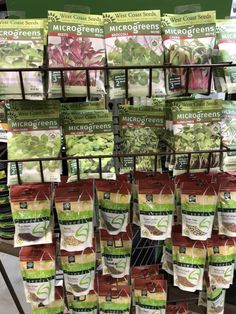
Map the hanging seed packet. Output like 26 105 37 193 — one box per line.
166 303 189 314
207 285 226 314
207 235 235 289
48 10 105 98
221 101 236 171
181 182 218 241
96 180 131 235
62 109 115 181
55 182 94 252
134 278 167 314
218 180 236 236
19 244 56 306
138 180 174 240
31 287 65 314
7 101 61 185
0 19 45 100
119 105 165 173
98 285 131 314
67 290 98 314
172 233 206 292
97 274 129 286
215 19 236 94
100 226 132 278
103 10 165 99
171 99 222 175
10 184 52 247
61 245 96 297
161 238 173 275
162 11 216 95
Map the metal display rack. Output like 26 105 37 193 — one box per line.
1 62 236 314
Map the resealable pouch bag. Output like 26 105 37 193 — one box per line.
48 10 105 98
161 238 173 275
67 290 98 314
103 10 165 99
10 184 52 247
19 244 56 306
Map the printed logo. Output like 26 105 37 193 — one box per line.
20 202 27 209
107 240 113 247
106 295 112 301
27 262 34 269
146 194 153 203
179 246 186 254
224 192 231 200
189 194 196 203
63 202 71 210
68 256 75 263
141 289 148 296
213 246 220 254
104 192 110 200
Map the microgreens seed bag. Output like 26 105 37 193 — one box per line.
19 244 56 306
207 285 226 314
172 233 206 292
0 19 45 99
67 290 98 314
100 226 132 278
103 10 165 99
134 279 167 314
161 238 173 275
62 109 115 181
10 184 52 247
215 19 236 94
162 11 216 95
48 10 105 98
138 181 174 240
61 246 96 297
7 101 61 185
96 180 131 235
31 287 65 314
221 101 236 171
55 183 94 252
207 235 235 289
98 285 131 314
181 182 218 240
119 105 165 173
218 181 236 236
171 99 222 175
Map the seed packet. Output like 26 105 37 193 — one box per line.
166 303 189 314
0 19 45 100
215 19 236 94
171 99 222 175
218 179 236 236
172 233 206 292
207 235 235 289
181 181 218 240
100 226 132 278
19 244 56 306
67 290 98 314
61 245 96 297
162 11 216 95
96 180 131 235
161 238 173 275
119 105 165 173
7 101 61 185
98 285 131 314
138 180 174 240
103 10 165 99
221 101 236 171
134 278 167 313
207 286 226 314
31 287 65 314
48 10 105 98
62 109 115 181
55 182 94 252
97 274 129 286
10 184 52 247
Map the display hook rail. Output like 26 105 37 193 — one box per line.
0 62 234 100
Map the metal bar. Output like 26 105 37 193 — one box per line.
99 157 102 179
154 155 158 175
39 160 45 183
187 153 191 174
15 161 21 185
185 67 190 95
59 70 66 101
125 68 129 100
85 69 91 100
133 156 136 176
76 158 80 181
18 71 26 100
206 66 213 95
148 68 152 97
207 152 212 174
0 260 25 314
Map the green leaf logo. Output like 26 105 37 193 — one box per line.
111 215 125 228
199 218 211 230
79 273 91 287
157 217 168 228
115 259 126 271
224 267 232 278
188 270 201 282
32 221 48 236
37 281 52 296
75 224 89 241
